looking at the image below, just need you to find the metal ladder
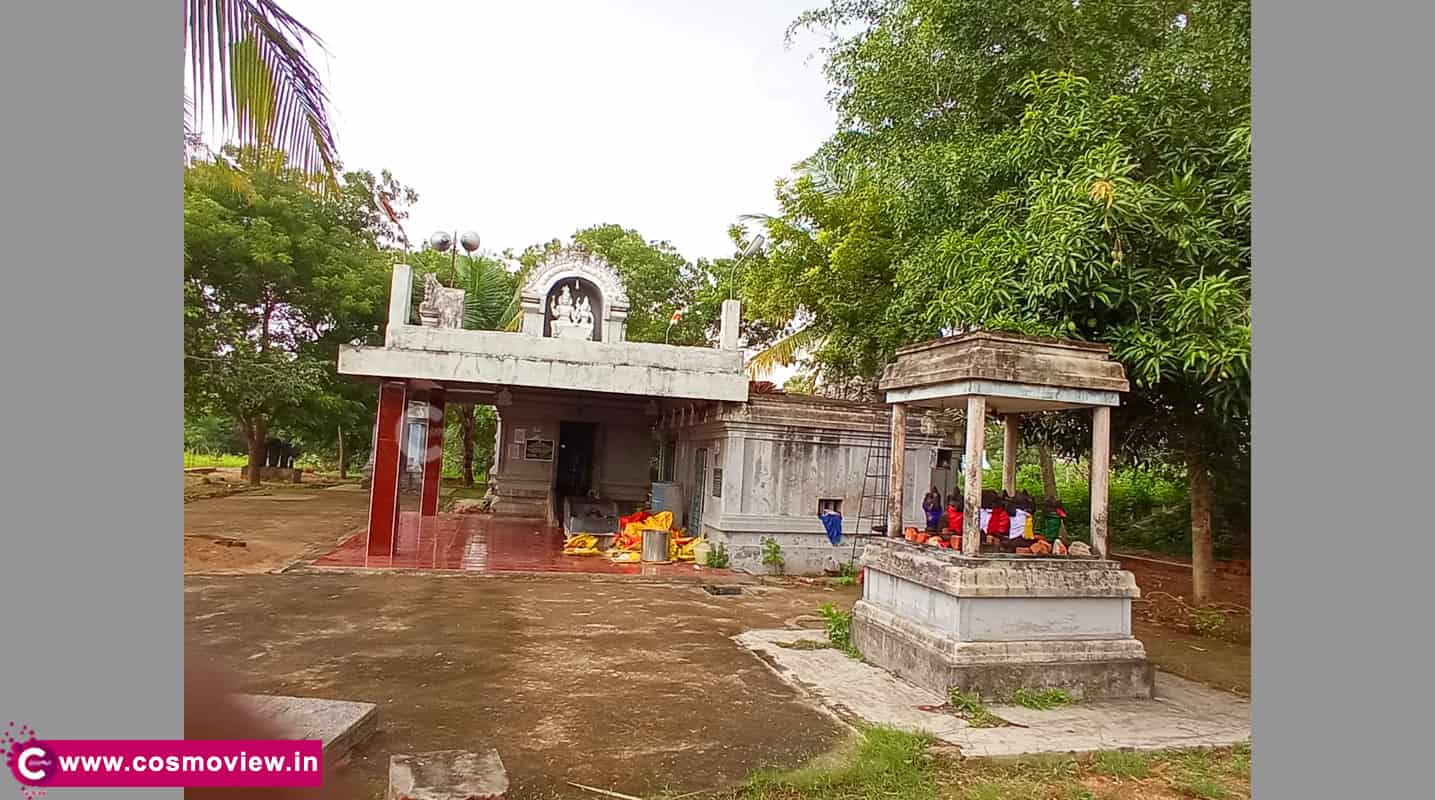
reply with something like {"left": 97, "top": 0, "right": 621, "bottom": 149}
{"left": 852, "top": 413, "right": 892, "bottom": 565}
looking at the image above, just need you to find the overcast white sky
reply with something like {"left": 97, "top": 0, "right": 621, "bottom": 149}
{"left": 269, "top": 0, "right": 839, "bottom": 261}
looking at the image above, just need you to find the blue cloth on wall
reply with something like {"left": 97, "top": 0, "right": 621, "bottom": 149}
{"left": 819, "top": 512, "right": 844, "bottom": 545}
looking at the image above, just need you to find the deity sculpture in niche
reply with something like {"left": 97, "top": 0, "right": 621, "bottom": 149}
{"left": 547, "top": 280, "right": 597, "bottom": 341}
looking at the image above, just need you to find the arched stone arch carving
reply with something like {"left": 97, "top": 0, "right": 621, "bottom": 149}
{"left": 519, "top": 246, "right": 630, "bottom": 342}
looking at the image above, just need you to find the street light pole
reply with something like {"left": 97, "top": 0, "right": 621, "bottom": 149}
{"left": 428, "top": 230, "right": 482, "bottom": 285}
{"left": 728, "top": 234, "right": 766, "bottom": 300}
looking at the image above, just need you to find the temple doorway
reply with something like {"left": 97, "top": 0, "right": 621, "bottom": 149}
{"left": 555, "top": 421, "right": 597, "bottom": 514}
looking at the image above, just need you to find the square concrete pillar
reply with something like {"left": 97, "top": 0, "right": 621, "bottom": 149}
{"left": 367, "top": 381, "right": 407, "bottom": 557}
{"left": 1090, "top": 405, "right": 1111, "bottom": 558}
{"left": 961, "top": 396, "right": 986, "bottom": 555}
{"left": 887, "top": 403, "right": 907, "bottom": 537}
{"left": 386, "top": 264, "right": 413, "bottom": 343}
{"left": 1002, "top": 415, "right": 1019, "bottom": 495}
{"left": 719, "top": 299, "right": 742, "bottom": 351}
{"left": 420, "top": 389, "right": 447, "bottom": 517}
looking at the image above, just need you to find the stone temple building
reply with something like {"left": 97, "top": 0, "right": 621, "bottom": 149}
{"left": 338, "top": 248, "right": 943, "bottom": 573}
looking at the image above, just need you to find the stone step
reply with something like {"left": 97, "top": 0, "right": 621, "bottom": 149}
{"left": 388, "top": 749, "right": 508, "bottom": 800}
{"left": 233, "top": 694, "right": 379, "bottom": 765}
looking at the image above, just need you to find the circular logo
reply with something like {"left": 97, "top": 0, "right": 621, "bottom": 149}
{"left": 10, "top": 741, "right": 57, "bottom": 786}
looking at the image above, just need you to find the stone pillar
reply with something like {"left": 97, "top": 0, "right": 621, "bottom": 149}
{"left": 962, "top": 396, "right": 986, "bottom": 555}
{"left": 1090, "top": 405, "right": 1112, "bottom": 558}
{"left": 719, "top": 299, "right": 741, "bottom": 351}
{"left": 367, "top": 381, "right": 407, "bottom": 558}
{"left": 1002, "top": 415, "right": 1019, "bottom": 495}
{"left": 362, "top": 402, "right": 379, "bottom": 487}
{"left": 419, "top": 389, "right": 447, "bottom": 517}
{"left": 887, "top": 403, "right": 907, "bottom": 537}
{"left": 386, "top": 263, "right": 412, "bottom": 343}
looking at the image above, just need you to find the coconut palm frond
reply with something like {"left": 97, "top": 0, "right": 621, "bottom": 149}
{"left": 185, "top": 0, "right": 338, "bottom": 187}
{"left": 746, "top": 326, "right": 825, "bottom": 378}
{"left": 500, "top": 285, "right": 523, "bottom": 332}
{"left": 456, "top": 257, "right": 522, "bottom": 332}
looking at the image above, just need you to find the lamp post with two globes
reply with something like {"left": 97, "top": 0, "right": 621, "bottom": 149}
{"left": 428, "top": 229, "right": 482, "bottom": 285}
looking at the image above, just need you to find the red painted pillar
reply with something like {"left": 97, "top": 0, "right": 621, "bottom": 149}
{"left": 420, "top": 389, "right": 447, "bottom": 517}
{"left": 367, "top": 381, "right": 407, "bottom": 557}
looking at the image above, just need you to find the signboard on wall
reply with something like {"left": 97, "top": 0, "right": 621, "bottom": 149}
{"left": 524, "top": 438, "right": 555, "bottom": 461}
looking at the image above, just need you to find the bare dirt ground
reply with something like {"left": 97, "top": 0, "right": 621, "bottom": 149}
{"left": 182, "top": 491, "right": 1252, "bottom": 797}
{"left": 1118, "top": 554, "right": 1252, "bottom": 696}
{"left": 184, "top": 477, "right": 371, "bottom": 574}
{"left": 185, "top": 574, "right": 852, "bottom": 800}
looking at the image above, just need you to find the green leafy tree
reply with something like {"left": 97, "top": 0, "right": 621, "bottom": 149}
{"left": 783, "top": 372, "right": 818, "bottom": 395}
{"left": 754, "top": 0, "right": 1249, "bottom": 601}
{"left": 185, "top": 148, "right": 403, "bottom": 484}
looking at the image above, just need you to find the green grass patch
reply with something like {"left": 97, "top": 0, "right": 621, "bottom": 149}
{"left": 746, "top": 726, "right": 937, "bottom": 800}
{"left": 960, "top": 779, "right": 1041, "bottom": 800}
{"left": 1193, "top": 609, "right": 1228, "bottom": 636}
{"left": 1090, "top": 750, "right": 1151, "bottom": 779}
{"left": 1168, "top": 748, "right": 1243, "bottom": 798}
{"left": 1007, "top": 688, "right": 1075, "bottom": 710}
{"left": 183, "top": 451, "right": 248, "bottom": 469}
{"left": 1019, "top": 754, "right": 1079, "bottom": 781}
{"left": 1226, "top": 742, "right": 1251, "bottom": 778}
{"left": 1176, "top": 776, "right": 1231, "bottom": 799}
{"left": 743, "top": 742, "right": 1250, "bottom": 800}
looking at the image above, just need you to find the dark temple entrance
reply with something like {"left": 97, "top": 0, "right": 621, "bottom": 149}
{"left": 555, "top": 421, "right": 597, "bottom": 515}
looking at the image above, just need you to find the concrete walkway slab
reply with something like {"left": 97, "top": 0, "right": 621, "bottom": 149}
{"left": 388, "top": 749, "right": 508, "bottom": 800}
{"left": 234, "top": 694, "right": 379, "bottom": 762}
{"left": 736, "top": 628, "right": 1249, "bottom": 757}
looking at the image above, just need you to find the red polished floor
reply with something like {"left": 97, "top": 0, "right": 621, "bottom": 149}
{"left": 312, "top": 512, "right": 740, "bottom": 580}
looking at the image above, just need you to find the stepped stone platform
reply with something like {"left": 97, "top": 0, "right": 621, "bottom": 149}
{"left": 853, "top": 538, "right": 1153, "bottom": 701}
{"left": 234, "top": 694, "right": 379, "bottom": 763}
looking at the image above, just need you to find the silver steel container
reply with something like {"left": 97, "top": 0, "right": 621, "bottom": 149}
{"left": 641, "top": 528, "right": 671, "bottom": 563}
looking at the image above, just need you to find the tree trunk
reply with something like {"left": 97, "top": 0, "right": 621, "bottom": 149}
{"left": 460, "top": 404, "right": 476, "bottom": 487}
{"left": 1187, "top": 435, "right": 1217, "bottom": 606}
{"left": 337, "top": 425, "right": 347, "bottom": 480}
{"left": 1039, "top": 444, "right": 1059, "bottom": 504}
{"left": 259, "top": 297, "right": 274, "bottom": 353}
{"left": 245, "top": 419, "right": 267, "bottom": 487}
